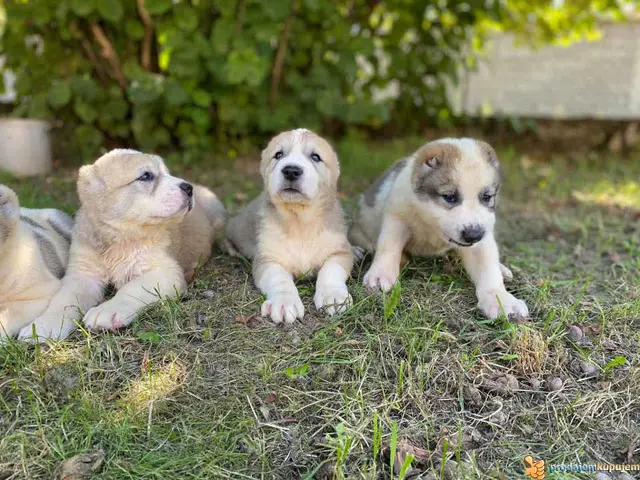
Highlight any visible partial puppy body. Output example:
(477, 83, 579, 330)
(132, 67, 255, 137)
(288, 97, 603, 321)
(0, 185, 73, 339)
(226, 129, 353, 323)
(18, 149, 226, 342)
(350, 138, 528, 319)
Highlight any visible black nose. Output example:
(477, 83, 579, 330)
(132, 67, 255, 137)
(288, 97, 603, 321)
(461, 225, 485, 244)
(282, 165, 303, 181)
(179, 182, 193, 197)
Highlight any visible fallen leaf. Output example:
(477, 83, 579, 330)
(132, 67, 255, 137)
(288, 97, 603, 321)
(335, 327, 343, 337)
(235, 314, 257, 326)
(264, 392, 277, 404)
(383, 439, 431, 475)
(57, 450, 105, 479)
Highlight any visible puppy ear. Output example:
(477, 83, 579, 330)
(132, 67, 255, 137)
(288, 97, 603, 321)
(414, 143, 442, 172)
(77, 164, 105, 204)
(477, 140, 500, 169)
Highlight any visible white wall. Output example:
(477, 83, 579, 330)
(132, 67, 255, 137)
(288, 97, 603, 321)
(451, 21, 640, 120)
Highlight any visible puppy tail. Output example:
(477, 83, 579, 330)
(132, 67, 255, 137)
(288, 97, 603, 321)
(195, 185, 227, 233)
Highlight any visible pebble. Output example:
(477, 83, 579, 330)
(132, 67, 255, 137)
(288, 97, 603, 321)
(580, 361, 598, 376)
(595, 473, 612, 480)
(616, 473, 635, 480)
(202, 289, 216, 299)
(567, 325, 584, 342)
(196, 312, 207, 326)
(547, 376, 563, 391)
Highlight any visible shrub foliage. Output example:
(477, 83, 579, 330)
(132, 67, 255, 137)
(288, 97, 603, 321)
(0, 0, 627, 159)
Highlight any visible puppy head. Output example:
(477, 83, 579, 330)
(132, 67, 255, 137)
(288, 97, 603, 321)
(78, 149, 194, 228)
(260, 129, 340, 206)
(411, 138, 501, 248)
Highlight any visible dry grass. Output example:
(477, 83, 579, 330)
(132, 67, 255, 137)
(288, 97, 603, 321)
(0, 136, 639, 479)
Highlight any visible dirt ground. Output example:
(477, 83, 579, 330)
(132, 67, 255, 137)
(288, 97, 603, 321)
(0, 135, 639, 479)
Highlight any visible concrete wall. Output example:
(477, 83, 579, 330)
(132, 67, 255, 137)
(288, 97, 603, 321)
(451, 22, 640, 120)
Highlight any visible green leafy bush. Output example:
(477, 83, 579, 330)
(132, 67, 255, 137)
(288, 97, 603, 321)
(0, 0, 627, 160)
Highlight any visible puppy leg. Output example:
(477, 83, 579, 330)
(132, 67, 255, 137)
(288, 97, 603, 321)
(363, 214, 410, 292)
(84, 262, 186, 331)
(18, 273, 106, 341)
(314, 252, 353, 316)
(499, 263, 513, 282)
(0, 185, 19, 245)
(18, 242, 107, 342)
(0, 298, 50, 340)
(458, 234, 528, 319)
(254, 262, 304, 324)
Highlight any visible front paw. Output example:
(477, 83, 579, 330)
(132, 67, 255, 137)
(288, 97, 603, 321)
(363, 263, 398, 292)
(83, 301, 136, 332)
(477, 289, 529, 319)
(314, 283, 352, 316)
(261, 292, 304, 324)
(17, 315, 76, 343)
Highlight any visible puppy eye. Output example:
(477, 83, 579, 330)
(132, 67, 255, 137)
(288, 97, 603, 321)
(137, 171, 155, 182)
(274, 150, 284, 160)
(441, 192, 459, 205)
(481, 192, 495, 204)
(310, 153, 322, 163)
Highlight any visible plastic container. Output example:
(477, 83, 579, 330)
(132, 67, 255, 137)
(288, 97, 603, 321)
(0, 119, 52, 177)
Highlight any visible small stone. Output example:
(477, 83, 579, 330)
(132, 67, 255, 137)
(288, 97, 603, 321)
(567, 325, 583, 342)
(547, 376, 563, 391)
(196, 312, 207, 326)
(595, 473, 612, 480)
(463, 385, 483, 405)
(202, 289, 216, 299)
(529, 378, 541, 389)
(580, 361, 598, 377)
(616, 473, 635, 480)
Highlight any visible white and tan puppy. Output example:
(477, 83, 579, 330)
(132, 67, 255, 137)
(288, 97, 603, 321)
(350, 138, 528, 319)
(18, 149, 226, 341)
(0, 185, 73, 339)
(226, 129, 353, 323)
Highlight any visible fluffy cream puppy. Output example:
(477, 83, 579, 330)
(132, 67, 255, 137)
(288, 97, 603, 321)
(18, 149, 226, 341)
(0, 185, 73, 339)
(226, 129, 353, 323)
(350, 138, 528, 319)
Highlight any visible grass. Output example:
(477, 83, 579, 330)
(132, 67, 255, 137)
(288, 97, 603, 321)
(1, 135, 639, 479)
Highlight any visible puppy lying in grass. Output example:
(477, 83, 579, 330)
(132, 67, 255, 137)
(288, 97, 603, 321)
(19, 149, 226, 341)
(349, 138, 528, 319)
(226, 129, 353, 323)
(0, 185, 73, 339)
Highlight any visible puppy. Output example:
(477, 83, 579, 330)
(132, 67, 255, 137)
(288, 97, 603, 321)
(349, 138, 528, 319)
(0, 185, 73, 339)
(18, 149, 226, 341)
(226, 129, 353, 323)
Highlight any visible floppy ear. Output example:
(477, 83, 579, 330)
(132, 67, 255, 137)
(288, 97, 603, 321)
(77, 164, 105, 205)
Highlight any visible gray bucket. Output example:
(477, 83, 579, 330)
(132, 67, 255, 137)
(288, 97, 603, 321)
(0, 119, 52, 177)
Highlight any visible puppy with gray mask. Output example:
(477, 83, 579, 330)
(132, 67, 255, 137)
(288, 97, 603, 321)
(226, 129, 353, 323)
(18, 149, 226, 341)
(350, 138, 528, 319)
(0, 185, 73, 339)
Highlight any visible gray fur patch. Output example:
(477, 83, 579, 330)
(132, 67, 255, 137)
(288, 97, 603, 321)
(411, 142, 461, 203)
(33, 231, 66, 279)
(20, 215, 46, 231)
(47, 214, 73, 243)
(364, 159, 407, 207)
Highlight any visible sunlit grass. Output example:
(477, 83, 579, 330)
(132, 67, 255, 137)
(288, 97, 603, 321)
(573, 180, 640, 209)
